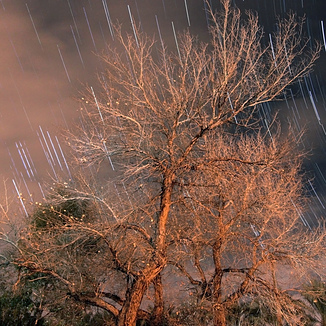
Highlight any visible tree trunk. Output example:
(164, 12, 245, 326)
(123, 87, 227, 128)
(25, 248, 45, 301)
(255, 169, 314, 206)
(117, 263, 164, 326)
(212, 271, 226, 326)
(151, 273, 164, 326)
(117, 276, 148, 326)
(212, 238, 226, 326)
(117, 173, 173, 326)
(213, 303, 227, 326)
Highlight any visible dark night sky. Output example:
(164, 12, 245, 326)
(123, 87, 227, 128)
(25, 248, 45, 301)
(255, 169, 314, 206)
(0, 0, 326, 223)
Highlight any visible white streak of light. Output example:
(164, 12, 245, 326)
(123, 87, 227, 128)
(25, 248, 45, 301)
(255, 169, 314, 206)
(26, 3, 42, 48)
(269, 34, 277, 67)
(70, 25, 85, 68)
(227, 92, 238, 124)
(47, 131, 63, 171)
(184, 0, 191, 27)
(102, 0, 114, 40)
(67, 0, 81, 41)
(83, 7, 98, 53)
(20, 172, 33, 202)
(321, 21, 326, 51)
(308, 179, 325, 209)
(127, 5, 139, 48)
(15, 143, 31, 180)
(309, 91, 326, 135)
(102, 140, 115, 171)
(57, 45, 71, 83)
(24, 142, 38, 177)
(38, 182, 45, 199)
(155, 15, 164, 50)
(91, 86, 104, 123)
(291, 198, 311, 229)
(12, 179, 28, 216)
(19, 142, 35, 179)
(39, 126, 55, 165)
(55, 136, 72, 180)
(171, 22, 182, 62)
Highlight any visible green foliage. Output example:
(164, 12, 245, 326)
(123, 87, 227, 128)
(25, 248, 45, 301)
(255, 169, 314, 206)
(164, 301, 213, 326)
(0, 290, 45, 326)
(0, 283, 115, 326)
(30, 185, 95, 230)
(227, 300, 279, 326)
(46, 304, 116, 326)
(159, 297, 317, 326)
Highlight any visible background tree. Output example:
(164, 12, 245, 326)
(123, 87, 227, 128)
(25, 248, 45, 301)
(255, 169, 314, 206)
(1, 1, 324, 326)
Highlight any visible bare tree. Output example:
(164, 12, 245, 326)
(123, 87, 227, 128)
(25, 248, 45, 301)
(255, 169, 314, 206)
(2, 1, 324, 326)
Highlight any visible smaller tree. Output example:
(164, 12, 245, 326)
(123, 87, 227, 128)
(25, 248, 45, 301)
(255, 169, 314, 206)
(2, 186, 123, 325)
